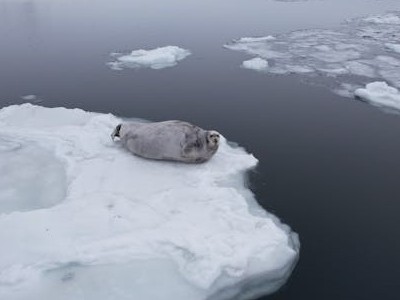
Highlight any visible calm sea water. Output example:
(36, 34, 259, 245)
(1, 0, 400, 299)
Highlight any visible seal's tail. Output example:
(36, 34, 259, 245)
(111, 124, 122, 141)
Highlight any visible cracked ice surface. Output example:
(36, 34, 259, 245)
(108, 46, 191, 70)
(225, 12, 400, 111)
(0, 104, 299, 300)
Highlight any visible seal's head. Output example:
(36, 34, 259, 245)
(206, 130, 220, 149)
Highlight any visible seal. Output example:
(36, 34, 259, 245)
(111, 120, 220, 163)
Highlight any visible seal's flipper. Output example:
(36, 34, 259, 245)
(111, 124, 122, 141)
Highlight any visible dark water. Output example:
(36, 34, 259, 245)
(1, 0, 400, 299)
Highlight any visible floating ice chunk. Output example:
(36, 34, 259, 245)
(107, 61, 124, 71)
(225, 40, 287, 60)
(20, 95, 43, 104)
(236, 36, 276, 43)
(311, 49, 361, 63)
(0, 104, 299, 300)
(375, 55, 400, 66)
(21, 95, 37, 101)
(362, 13, 400, 25)
(355, 82, 400, 111)
(334, 83, 363, 98)
(285, 65, 314, 74)
(242, 57, 269, 71)
(108, 46, 191, 70)
(225, 11, 400, 114)
(385, 43, 400, 54)
(343, 61, 376, 78)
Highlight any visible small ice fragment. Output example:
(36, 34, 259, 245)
(311, 49, 361, 63)
(21, 95, 43, 104)
(344, 61, 376, 78)
(21, 95, 37, 101)
(242, 57, 269, 71)
(108, 46, 191, 70)
(285, 65, 314, 73)
(375, 55, 400, 66)
(107, 62, 124, 71)
(355, 81, 400, 111)
(363, 13, 400, 25)
(334, 83, 363, 98)
(385, 43, 400, 54)
(236, 36, 276, 43)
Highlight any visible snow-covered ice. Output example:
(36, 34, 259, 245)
(108, 46, 191, 70)
(355, 81, 400, 112)
(242, 58, 269, 71)
(0, 104, 299, 300)
(225, 11, 400, 112)
(0, 138, 66, 214)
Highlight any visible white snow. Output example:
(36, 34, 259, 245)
(108, 46, 191, 70)
(242, 57, 269, 71)
(225, 11, 400, 112)
(355, 81, 400, 111)
(0, 104, 299, 300)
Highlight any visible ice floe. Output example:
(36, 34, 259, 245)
(385, 43, 400, 54)
(20, 95, 42, 104)
(242, 58, 269, 71)
(362, 12, 400, 25)
(21, 95, 37, 101)
(225, 11, 400, 111)
(108, 46, 191, 70)
(236, 36, 276, 43)
(355, 81, 400, 112)
(0, 104, 299, 300)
